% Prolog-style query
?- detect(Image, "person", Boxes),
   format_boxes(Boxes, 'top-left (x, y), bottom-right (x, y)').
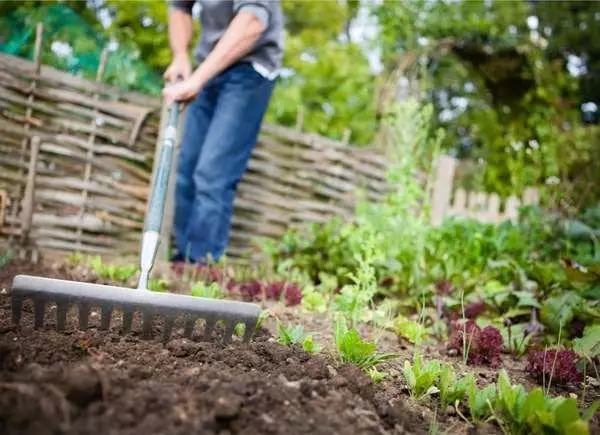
top-left (162, 0), bottom-right (283, 267)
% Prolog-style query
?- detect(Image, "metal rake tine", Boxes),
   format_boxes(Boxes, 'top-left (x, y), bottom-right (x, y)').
top-left (33, 297), bottom-right (45, 329)
top-left (142, 311), bottom-right (153, 339)
top-left (203, 316), bottom-right (216, 340)
top-left (243, 318), bottom-right (258, 342)
top-left (122, 310), bottom-right (134, 333)
top-left (100, 305), bottom-right (112, 330)
top-left (56, 301), bottom-right (68, 331)
top-left (78, 302), bottom-right (90, 330)
top-left (222, 320), bottom-right (237, 344)
top-left (183, 315), bottom-right (196, 339)
top-left (162, 314), bottom-right (175, 343)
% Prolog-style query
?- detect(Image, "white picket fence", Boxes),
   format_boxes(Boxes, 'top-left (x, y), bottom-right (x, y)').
top-left (430, 155), bottom-right (540, 226)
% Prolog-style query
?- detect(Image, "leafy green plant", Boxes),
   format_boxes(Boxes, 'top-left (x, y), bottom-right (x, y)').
top-left (234, 309), bottom-right (270, 338)
top-left (367, 367), bottom-right (387, 383)
top-left (394, 314), bottom-right (428, 345)
top-left (466, 382), bottom-right (498, 423)
top-left (438, 364), bottom-right (475, 409)
top-left (276, 322), bottom-right (320, 353)
top-left (301, 285), bottom-right (328, 313)
top-left (66, 251), bottom-right (84, 266)
top-left (0, 248), bottom-right (14, 270)
top-left (574, 324), bottom-right (600, 361)
top-left (495, 370), bottom-right (595, 435)
top-left (502, 322), bottom-right (536, 357)
top-left (148, 278), bottom-right (169, 292)
top-left (332, 240), bottom-right (382, 328)
top-left (402, 355), bottom-right (442, 401)
top-left (190, 281), bottom-right (223, 299)
top-left (88, 255), bottom-right (137, 283)
top-left (334, 314), bottom-right (397, 371)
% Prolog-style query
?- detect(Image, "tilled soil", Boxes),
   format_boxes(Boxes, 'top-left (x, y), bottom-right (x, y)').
top-left (0, 259), bottom-right (432, 435)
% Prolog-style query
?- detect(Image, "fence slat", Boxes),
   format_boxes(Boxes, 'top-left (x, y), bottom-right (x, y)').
top-left (0, 49), bottom-right (400, 262)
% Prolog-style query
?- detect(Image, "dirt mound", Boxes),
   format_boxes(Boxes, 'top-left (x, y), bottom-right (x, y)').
top-left (0, 260), bottom-right (427, 435)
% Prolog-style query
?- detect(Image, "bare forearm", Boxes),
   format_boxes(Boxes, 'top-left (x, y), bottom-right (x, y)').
top-left (169, 9), bottom-right (193, 56)
top-left (191, 12), bottom-right (265, 86)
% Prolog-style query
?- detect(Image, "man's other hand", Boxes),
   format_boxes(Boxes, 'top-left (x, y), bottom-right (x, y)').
top-left (163, 53), bottom-right (192, 83)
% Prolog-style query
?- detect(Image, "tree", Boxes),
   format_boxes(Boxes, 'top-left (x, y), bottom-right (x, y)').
top-left (265, 0), bottom-right (378, 145)
top-left (371, 0), bottom-right (600, 210)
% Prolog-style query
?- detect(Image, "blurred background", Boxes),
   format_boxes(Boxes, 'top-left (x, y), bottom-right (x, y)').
top-left (1, 0), bottom-right (598, 216)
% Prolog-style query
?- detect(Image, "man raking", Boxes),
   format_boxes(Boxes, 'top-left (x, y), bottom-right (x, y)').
top-left (163, 0), bottom-right (283, 268)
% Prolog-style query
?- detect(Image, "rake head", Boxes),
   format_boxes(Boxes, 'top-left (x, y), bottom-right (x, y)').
top-left (10, 274), bottom-right (262, 343)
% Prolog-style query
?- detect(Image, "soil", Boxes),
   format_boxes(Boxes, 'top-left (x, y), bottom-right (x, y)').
top-left (1, 258), bottom-right (597, 434)
top-left (0, 258), bottom-right (442, 435)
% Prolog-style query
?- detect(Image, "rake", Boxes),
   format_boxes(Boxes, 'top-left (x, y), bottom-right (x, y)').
top-left (10, 100), bottom-right (262, 343)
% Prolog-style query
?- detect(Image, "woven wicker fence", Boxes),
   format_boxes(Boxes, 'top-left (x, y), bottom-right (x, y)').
top-left (0, 41), bottom-right (393, 263)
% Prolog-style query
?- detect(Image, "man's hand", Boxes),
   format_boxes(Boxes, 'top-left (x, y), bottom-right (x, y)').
top-left (162, 5), bottom-right (268, 106)
top-left (163, 53), bottom-right (192, 83)
top-left (162, 75), bottom-right (202, 105)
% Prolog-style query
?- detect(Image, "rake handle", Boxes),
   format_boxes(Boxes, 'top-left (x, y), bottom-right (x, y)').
top-left (145, 102), bottom-right (180, 233)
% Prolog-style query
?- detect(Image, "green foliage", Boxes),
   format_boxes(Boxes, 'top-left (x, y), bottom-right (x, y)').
top-left (300, 285), bottom-right (328, 314)
top-left (439, 365), bottom-right (474, 410)
top-left (372, 0), bottom-right (600, 210)
top-left (265, 34), bottom-right (377, 145)
top-left (332, 242), bottom-right (381, 328)
top-left (573, 324), bottom-right (600, 360)
top-left (502, 323), bottom-right (536, 357)
top-left (467, 382), bottom-right (497, 423)
top-left (276, 322), bottom-right (320, 353)
top-left (190, 281), bottom-right (223, 299)
top-left (397, 357), bottom-right (594, 432)
top-left (494, 370), bottom-right (595, 435)
top-left (88, 256), bottom-right (137, 283)
top-left (148, 278), bottom-right (169, 293)
top-left (394, 315), bottom-right (428, 345)
top-left (402, 355), bottom-right (442, 401)
top-left (262, 98), bottom-right (443, 297)
top-left (263, 0), bottom-right (378, 145)
top-left (334, 314), bottom-right (397, 372)
top-left (0, 4), bottom-right (163, 94)
top-left (102, 0), bottom-right (178, 74)
top-left (234, 309), bottom-right (270, 338)
top-left (266, 198), bottom-right (600, 352)
top-left (0, 248), bottom-right (14, 270)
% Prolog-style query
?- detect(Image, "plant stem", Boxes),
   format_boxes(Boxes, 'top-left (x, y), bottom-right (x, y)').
top-left (546, 323), bottom-right (563, 396)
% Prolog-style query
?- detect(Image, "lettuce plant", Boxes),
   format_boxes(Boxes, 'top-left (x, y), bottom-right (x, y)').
top-left (402, 355), bottom-right (441, 400)
top-left (447, 319), bottom-right (504, 367)
top-left (334, 314), bottom-right (397, 371)
top-left (276, 322), bottom-right (320, 353)
top-left (438, 364), bottom-right (475, 409)
top-left (495, 370), bottom-right (595, 435)
top-left (526, 348), bottom-right (583, 385)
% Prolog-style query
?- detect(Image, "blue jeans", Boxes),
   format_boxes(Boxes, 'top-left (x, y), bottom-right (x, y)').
top-left (172, 62), bottom-right (275, 263)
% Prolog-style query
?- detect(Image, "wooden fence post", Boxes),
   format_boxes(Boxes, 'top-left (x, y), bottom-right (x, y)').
top-left (430, 155), bottom-right (456, 226)
top-left (523, 187), bottom-right (540, 206)
top-left (19, 136), bottom-right (41, 262)
top-left (9, 23), bottom-right (43, 243)
top-left (75, 47), bottom-right (109, 252)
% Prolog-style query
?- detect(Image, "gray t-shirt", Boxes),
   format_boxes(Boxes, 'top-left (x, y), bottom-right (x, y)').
top-left (168, 0), bottom-right (284, 79)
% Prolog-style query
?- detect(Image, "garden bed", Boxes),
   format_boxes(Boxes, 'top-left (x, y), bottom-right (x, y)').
top-left (1, 255), bottom-right (598, 434)
top-left (0, 258), bottom-right (439, 435)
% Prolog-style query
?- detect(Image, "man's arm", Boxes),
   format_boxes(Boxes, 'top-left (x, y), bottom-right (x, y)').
top-left (169, 6), bottom-right (194, 57)
top-left (163, 1), bottom-right (272, 104)
top-left (190, 3), bottom-right (269, 87)
top-left (164, 1), bottom-right (195, 82)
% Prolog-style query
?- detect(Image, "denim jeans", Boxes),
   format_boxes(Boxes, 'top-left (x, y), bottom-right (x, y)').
top-left (172, 62), bottom-right (276, 263)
